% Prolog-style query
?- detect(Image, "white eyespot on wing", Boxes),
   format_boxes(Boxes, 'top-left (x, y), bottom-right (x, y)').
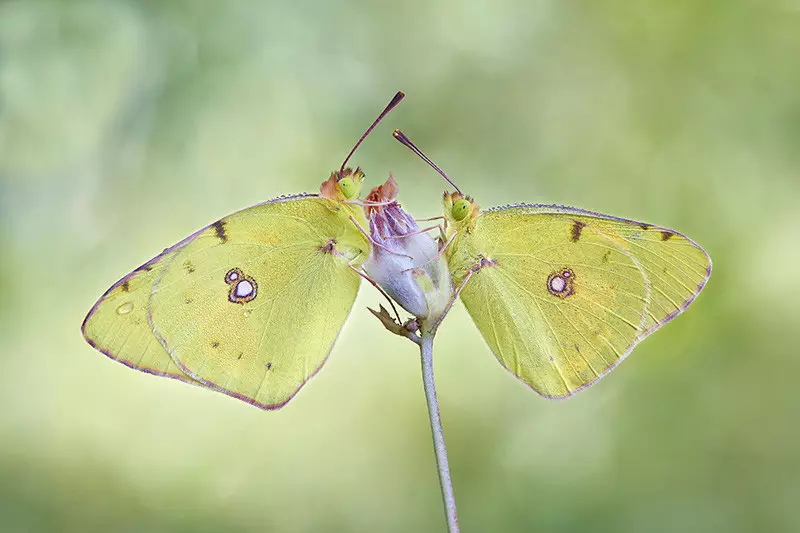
top-left (549, 275), bottom-right (566, 293)
top-left (226, 268), bottom-right (258, 304)
top-left (235, 280), bottom-right (254, 298)
top-left (547, 268), bottom-right (575, 299)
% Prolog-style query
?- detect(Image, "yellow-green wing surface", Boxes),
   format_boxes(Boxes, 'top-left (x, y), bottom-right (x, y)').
top-left (148, 195), bottom-right (369, 409)
top-left (449, 204), bottom-right (711, 398)
top-left (82, 239), bottom-right (201, 385)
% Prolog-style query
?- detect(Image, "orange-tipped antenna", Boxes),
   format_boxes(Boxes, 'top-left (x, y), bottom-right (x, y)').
top-left (340, 91), bottom-right (405, 176)
top-left (392, 129), bottom-right (462, 194)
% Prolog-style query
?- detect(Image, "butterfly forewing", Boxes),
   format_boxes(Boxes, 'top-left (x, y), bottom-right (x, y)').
top-left (148, 196), bottom-right (369, 409)
top-left (452, 204), bottom-right (711, 398)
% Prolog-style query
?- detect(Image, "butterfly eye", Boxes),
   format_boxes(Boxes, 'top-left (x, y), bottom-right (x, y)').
top-left (452, 198), bottom-right (471, 221)
top-left (338, 177), bottom-right (359, 199)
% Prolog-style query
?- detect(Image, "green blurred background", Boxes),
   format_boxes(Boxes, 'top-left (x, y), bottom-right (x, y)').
top-left (1, 1), bottom-right (799, 531)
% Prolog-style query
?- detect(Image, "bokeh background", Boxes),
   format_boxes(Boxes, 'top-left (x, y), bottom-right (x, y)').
top-left (1, 1), bottom-right (799, 531)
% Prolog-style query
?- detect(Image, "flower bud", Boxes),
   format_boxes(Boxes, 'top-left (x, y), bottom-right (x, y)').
top-left (363, 176), bottom-right (452, 322)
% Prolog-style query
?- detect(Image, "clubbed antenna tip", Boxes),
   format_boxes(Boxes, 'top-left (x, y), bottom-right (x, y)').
top-left (340, 91), bottom-right (406, 176)
top-left (392, 130), bottom-right (462, 194)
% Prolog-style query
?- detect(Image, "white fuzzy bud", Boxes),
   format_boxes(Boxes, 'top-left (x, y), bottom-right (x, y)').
top-left (363, 178), bottom-right (452, 322)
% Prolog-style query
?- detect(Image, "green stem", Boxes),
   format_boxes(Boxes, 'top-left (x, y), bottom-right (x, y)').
top-left (420, 331), bottom-right (459, 532)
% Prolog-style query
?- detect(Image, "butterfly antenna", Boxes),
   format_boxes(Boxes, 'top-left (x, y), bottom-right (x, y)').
top-left (392, 129), bottom-right (462, 194)
top-left (340, 91), bottom-right (405, 176)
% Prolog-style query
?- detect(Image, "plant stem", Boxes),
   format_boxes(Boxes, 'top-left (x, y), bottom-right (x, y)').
top-left (420, 330), bottom-right (459, 533)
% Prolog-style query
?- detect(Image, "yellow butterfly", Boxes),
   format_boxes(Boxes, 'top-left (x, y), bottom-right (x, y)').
top-left (394, 130), bottom-right (712, 399)
top-left (81, 93), bottom-right (405, 409)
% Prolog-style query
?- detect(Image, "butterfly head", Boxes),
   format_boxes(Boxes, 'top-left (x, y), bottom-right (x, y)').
top-left (320, 167), bottom-right (365, 202)
top-left (443, 192), bottom-right (479, 228)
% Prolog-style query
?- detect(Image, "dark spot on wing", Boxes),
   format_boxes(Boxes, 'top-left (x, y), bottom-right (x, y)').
top-left (121, 280), bottom-right (130, 292)
top-left (211, 341), bottom-right (219, 349)
top-left (601, 251), bottom-right (611, 263)
top-left (266, 362), bottom-right (273, 370)
top-left (570, 220), bottom-right (586, 242)
top-left (237, 353), bottom-right (244, 360)
top-left (660, 231), bottom-right (674, 241)
top-left (319, 238), bottom-right (337, 253)
top-left (639, 223), bottom-right (652, 230)
top-left (547, 268), bottom-right (576, 299)
top-left (474, 255), bottom-right (497, 271)
top-left (184, 260), bottom-right (195, 274)
top-left (212, 220), bottom-right (228, 243)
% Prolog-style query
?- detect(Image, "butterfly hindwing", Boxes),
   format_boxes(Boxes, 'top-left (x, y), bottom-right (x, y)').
top-left (450, 204), bottom-right (711, 398)
top-left (148, 195), bottom-right (369, 409)
top-left (81, 239), bottom-right (200, 384)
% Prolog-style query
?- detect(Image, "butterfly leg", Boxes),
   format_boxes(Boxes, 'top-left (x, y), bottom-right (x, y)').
top-left (348, 264), bottom-right (403, 324)
top-left (351, 265), bottom-right (423, 344)
top-left (344, 199), bottom-right (396, 208)
top-left (388, 224), bottom-right (449, 253)
top-left (436, 232), bottom-right (456, 259)
top-left (348, 215), bottom-right (414, 259)
top-left (387, 224), bottom-right (443, 240)
top-left (415, 216), bottom-right (448, 236)
top-left (428, 256), bottom-right (496, 334)
top-left (399, 231), bottom-right (456, 275)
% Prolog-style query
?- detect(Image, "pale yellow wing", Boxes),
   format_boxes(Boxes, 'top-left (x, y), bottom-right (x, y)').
top-left (449, 204), bottom-right (711, 398)
top-left (82, 237), bottom-right (202, 384)
top-left (148, 196), bottom-right (369, 409)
